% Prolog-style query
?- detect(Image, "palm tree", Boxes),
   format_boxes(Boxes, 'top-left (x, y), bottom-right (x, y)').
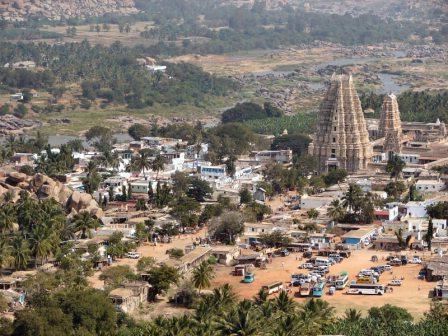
top-left (72, 211), bottom-right (99, 239)
top-left (0, 204), bottom-right (16, 234)
top-left (30, 225), bottom-right (54, 267)
top-left (342, 184), bottom-right (363, 216)
top-left (130, 151), bottom-right (152, 178)
top-left (269, 314), bottom-right (303, 336)
top-left (386, 155), bottom-right (405, 181)
top-left (217, 300), bottom-right (259, 336)
top-left (344, 308), bottom-right (362, 322)
top-left (254, 288), bottom-right (268, 306)
top-left (192, 261), bottom-right (215, 293)
top-left (0, 235), bottom-right (11, 276)
top-left (327, 199), bottom-right (346, 222)
top-left (395, 228), bottom-right (405, 248)
top-left (151, 154), bottom-right (166, 180)
top-left (210, 284), bottom-right (237, 309)
top-left (10, 235), bottom-right (30, 270)
top-left (273, 290), bottom-right (296, 313)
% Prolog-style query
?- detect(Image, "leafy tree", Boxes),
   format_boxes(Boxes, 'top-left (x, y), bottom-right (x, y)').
top-left (186, 178), bottom-right (212, 202)
top-left (426, 218), bottom-right (434, 251)
top-left (386, 155), bottom-right (405, 181)
top-left (209, 211), bottom-right (244, 245)
top-left (239, 188), bottom-right (253, 204)
top-left (323, 169), bottom-right (348, 186)
top-left (307, 208), bottom-right (319, 219)
top-left (385, 181), bottom-right (407, 200)
top-left (167, 248), bottom-right (184, 259)
top-left (13, 104), bottom-right (28, 119)
top-left (128, 123), bottom-right (150, 140)
top-left (271, 133), bottom-right (311, 157)
top-left (258, 231), bottom-right (292, 247)
top-left (136, 256), bottom-right (156, 273)
top-left (146, 265), bottom-right (180, 301)
top-left (99, 265), bottom-right (136, 288)
top-left (71, 211), bottom-right (99, 239)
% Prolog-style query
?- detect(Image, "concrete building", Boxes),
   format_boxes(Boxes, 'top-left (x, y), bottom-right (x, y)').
top-left (415, 179), bottom-right (445, 193)
top-left (251, 149), bottom-right (293, 164)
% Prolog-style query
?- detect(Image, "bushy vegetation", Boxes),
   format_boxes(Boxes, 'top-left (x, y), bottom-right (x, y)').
top-left (136, 1), bottom-right (428, 56)
top-left (243, 113), bottom-right (316, 135)
top-left (221, 102), bottom-right (283, 123)
top-left (0, 41), bottom-right (236, 110)
top-left (360, 90), bottom-right (448, 122)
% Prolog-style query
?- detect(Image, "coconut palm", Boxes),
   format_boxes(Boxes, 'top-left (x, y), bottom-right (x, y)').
top-left (130, 151), bottom-right (152, 178)
top-left (217, 300), bottom-right (259, 336)
top-left (151, 154), bottom-right (166, 180)
top-left (192, 260), bottom-right (215, 292)
top-left (273, 290), bottom-right (296, 313)
top-left (29, 225), bottom-right (54, 266)
top-left (0, 204), bottom-right (16, 234)
top-left (269, 314), bottom-right (303, 336)
top-left (72, 211), bottom-right (100, 239)
top-left (0, 235), bottom-right (11, 276)
top-left (342, 184), bottom-right (363, 215)
top-left (10, 235), bottom-right (30, 270)
top-left (327, 199), bottom-right (346, 222)
top-left (345, 308), bottom-right (362, 322)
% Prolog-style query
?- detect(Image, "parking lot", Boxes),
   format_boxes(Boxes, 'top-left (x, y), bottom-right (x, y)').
top-left (212, 248), bottom-right (435, 318)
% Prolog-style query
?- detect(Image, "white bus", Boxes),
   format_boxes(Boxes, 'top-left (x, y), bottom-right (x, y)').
top-left (347, 283), bottom-right (385, 295)
top-left (314, 257), bottom-right (331, 267)
top-left (262, 282), bottom-right (283, 295)
top-left (335, 272), bottom-right (349, 290)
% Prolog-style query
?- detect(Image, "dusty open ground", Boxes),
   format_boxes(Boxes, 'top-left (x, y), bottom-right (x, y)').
top-left (212, 248), bottom-right (434, 319)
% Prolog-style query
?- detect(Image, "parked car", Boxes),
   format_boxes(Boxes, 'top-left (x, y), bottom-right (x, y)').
top-left (243, 273), bottom-right (255, 283)
top-left (125, 252), bottom-right (140, 259)
top-left (388, 279), bottom-right (403, 286)
top-left (410, 256), bottom-right (422, 264)
top-left (303, 251), bottom-right (313, 258)
top-left (382, 264), bottom-right (392, 271)
top-left (388, 258), bottom-right (402, 266)
top-left (280, 249), bottom-right (290, 257)
top-left (299, 263), bottom-right (314, 269)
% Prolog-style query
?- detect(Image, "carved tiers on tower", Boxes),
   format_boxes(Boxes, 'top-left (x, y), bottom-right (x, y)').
top-left (309, 74), bottom-right (372, 173)
top-left (379, 93), bottom-right (402, 156)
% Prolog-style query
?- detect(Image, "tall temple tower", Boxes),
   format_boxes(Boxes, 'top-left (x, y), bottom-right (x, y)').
top-left (379, 94), bottom-right (402, 156)
top-left (309, 74), bottom-right (372, 173)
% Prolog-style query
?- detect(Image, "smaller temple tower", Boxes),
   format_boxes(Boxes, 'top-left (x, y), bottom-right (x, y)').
top-left (379, 94), bottom-right (402, 157)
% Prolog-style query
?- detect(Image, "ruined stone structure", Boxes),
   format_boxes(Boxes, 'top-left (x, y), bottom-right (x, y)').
top-left (379, 94), bottom-right (402, 156)
top-left (309, 74), bottom-right (372, 173)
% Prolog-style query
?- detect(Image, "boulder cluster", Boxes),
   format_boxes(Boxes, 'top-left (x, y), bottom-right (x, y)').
top-left (0, 172), bottom-right (103, 218)
top-left (0, 0), bottom-right (137, 21)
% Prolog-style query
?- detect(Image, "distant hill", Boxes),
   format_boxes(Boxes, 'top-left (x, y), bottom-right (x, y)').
top-left (0, 0), bottom-right (138, 21)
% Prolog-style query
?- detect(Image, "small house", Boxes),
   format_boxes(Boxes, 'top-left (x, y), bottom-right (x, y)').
top-left (211, 245), bottom-right (240, 265)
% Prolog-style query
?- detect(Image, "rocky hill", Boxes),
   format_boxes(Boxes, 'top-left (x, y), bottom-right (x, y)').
top-left (0, 172), bottom-right (103, 218)
top-left (0, 0), bottom-right (138, 21)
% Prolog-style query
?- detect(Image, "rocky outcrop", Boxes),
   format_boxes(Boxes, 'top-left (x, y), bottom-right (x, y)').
top-left (0, 172), bottom-right (103, 217)
top-left (0, 115), bottom-right (42, 135)
top-left (309, 74), bottom-right (372, 173)
top-left (0, 0), bottom-right (137, 21)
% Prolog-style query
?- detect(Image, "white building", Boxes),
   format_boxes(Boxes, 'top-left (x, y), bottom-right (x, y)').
top-left (251, 150), bottom-right (293, 164)
top-left (398, 153), bottom-right (420, 164)
top-left (299, 195), bottom-right (335, 209)
top-left (415, 179), bottom-right (445, 193)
